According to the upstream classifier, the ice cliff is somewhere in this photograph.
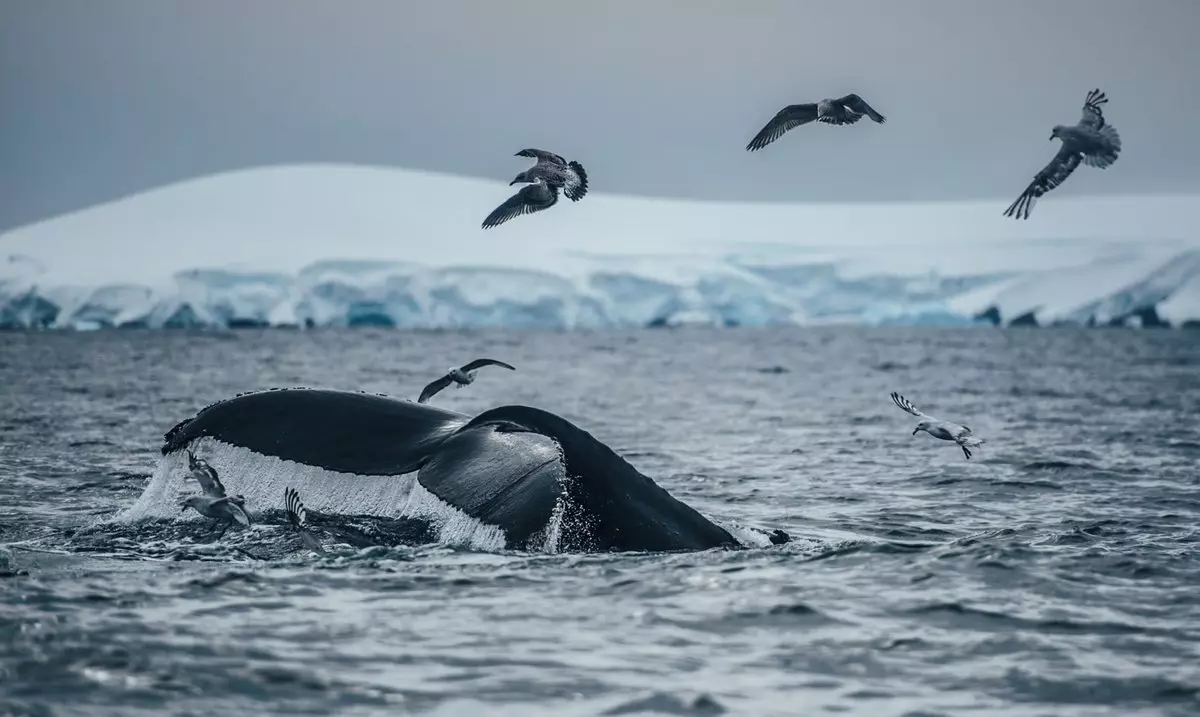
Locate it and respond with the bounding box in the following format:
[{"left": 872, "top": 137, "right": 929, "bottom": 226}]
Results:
[{"left": 2, "top": 165, "right": 1198, "bottom": 330}]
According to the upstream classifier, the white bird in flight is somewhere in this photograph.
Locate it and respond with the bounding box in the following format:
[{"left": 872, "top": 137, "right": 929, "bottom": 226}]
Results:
[
  {"left": 417, "top": 358, "right": 516, "bottom": 403},
  {"left": 890, "top": 392, "right": 984, "bottom": 460}
]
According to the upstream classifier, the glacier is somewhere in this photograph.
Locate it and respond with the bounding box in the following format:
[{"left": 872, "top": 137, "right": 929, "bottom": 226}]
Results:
[{"left": 2, "top": 164, "right": 1199, "bottom": 330}]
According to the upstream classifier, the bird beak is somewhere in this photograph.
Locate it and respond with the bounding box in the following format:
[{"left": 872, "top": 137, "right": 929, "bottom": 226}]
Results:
[
  {"left": 912, "top": 427, "right": 920, "bottom": 435},
  {"left": 509, "top": 179, "right": 518, "bottom": 186}
]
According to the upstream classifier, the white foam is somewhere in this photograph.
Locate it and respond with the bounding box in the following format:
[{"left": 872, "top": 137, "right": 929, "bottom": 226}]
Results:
[
  {"left": 718, "top": 521, "right": 777, "bottom": 549},
  {"left": 539, "top": 495, "right": 569, "bottom": 554}
]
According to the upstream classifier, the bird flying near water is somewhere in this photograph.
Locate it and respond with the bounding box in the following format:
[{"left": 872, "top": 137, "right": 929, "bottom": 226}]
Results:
[
  {"left": 1003, "top": 89, "right": 1121, "bottom": 220},
  {"left": 890, "top": 392, "right": 984, "bottom": 460},
  {"left": 745, "top": 93, "right": 886, "bottom": 151},
  {"left": 482, "top": 148, "right": 588, "bottom": 229},
  {"left": 418, "top": 358, "right": 516, "bottom": 403}
]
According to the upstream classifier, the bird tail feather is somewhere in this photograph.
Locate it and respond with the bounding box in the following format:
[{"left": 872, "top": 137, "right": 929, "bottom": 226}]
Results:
[
  {"left": 1100, "top": 124, "right": 1120, "bottom": 148},
  {"left": 1085, "top": 125, "right": 1121, "bottom": 168},
  {"left": 566, "top": 161, "right": 588, "bottom": 201}
]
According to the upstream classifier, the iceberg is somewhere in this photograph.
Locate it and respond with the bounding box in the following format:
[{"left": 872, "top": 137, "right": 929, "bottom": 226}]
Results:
[{"left": 2, "top": 164, "right": 1198, "bottom": 330}]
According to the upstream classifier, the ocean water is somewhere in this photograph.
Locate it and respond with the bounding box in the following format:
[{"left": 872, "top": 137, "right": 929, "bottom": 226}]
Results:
[{"left": 1, "top": 327, "right": 1198, "bottom": 717}]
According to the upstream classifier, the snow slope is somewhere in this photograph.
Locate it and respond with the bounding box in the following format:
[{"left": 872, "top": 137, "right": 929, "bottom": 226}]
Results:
[{"left": 2, "top": 164, "right": 1198, "bottom": 329}]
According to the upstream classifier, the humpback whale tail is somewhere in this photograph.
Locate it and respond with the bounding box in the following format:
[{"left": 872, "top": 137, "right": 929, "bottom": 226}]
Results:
[
  {"left": 438, "top": 405, "right": 741, "bottom": 552},
  {"left": 120, "top": 388, "right": 783, "bottom": 553}
]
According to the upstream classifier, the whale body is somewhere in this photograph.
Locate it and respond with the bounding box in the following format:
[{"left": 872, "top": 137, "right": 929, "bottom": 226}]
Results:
[{"left": 160, "top": 388, "right": 750, "bottom": 552}]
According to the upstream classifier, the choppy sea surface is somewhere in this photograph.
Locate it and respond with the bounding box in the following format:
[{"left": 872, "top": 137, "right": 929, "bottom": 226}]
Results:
[{"left": 1, "top": 327, "right": 1198, "bottom": 717}]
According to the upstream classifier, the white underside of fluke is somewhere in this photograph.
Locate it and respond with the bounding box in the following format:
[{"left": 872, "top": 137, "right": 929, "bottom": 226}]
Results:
[{"left": 111, "top": 437, "right": 508, "bottom": 551}]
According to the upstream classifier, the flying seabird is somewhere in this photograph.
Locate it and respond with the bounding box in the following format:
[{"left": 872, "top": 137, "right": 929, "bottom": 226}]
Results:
[
  {"left": 284, "top": 487, "right": 325, "bottom": 554},
  {"left": 1003, "top": 89, "right": 1121, "bottom": 220},
  {"left": 481, "top": 178, "right": 561, "bottom": 229},
  {"left": 890, "top": 391, "right": 984, "bottom": 460},
  {"left": 180, "top": 450, "right": 251, "bottom": 537},
  {"left": 745, "top": 93, "right": 886, "bottom": 151},
  {"left": 510, "top": 148, "right": 589, "bottom": 202},
  {"left": 418, "top": 358, "right": 516, "bottom": 403}
]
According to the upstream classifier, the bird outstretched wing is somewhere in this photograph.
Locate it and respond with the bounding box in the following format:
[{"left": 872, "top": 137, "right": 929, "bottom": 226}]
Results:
[
  {"left": 187, "top": 450, "right": 227, "bottom": 497},
  {"left": 745, "top": 103, "right": 819, "bottom": 151},
  {"left": 460, "top": 358, "right": 516, "bottom": 373},
  {"left": 284, "top": 487, "right": 325, "bottom": 553},
  {"left": 481, "top": 183, "right": 559, "bottom": 229},
  {"left": 562, "top": 161, "right": 589, "bottom": 202},
  {"left": 1003, "top": 146, "right": 1082, "bottom": 220},
  {"left": 1078, "top": 88, "right": 1108, "bottom": 130},
  {"left": 891, "top": 391, "right": 934, "bottom": 420},
  {"left": 284, "top": 486, "right": 307, "bottom": 529},
  {"left": 836, "top": 93, "right": 886, "bottom": 123},
  {"left": 418, "top": 374, "right": 454, "bottom": 403},
  {"left": 516, "top": 148, "right": 567, "bottom": 166}
]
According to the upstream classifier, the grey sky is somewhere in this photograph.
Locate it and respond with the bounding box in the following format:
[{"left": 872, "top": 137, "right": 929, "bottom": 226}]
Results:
[{"left": 2, "top": 0, "right": 1198, "bottom": 234}]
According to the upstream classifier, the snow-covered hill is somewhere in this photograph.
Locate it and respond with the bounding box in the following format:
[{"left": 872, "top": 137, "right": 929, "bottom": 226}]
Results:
[{"left": 2, "top": 164, "right": 1198, "bottom": 329}]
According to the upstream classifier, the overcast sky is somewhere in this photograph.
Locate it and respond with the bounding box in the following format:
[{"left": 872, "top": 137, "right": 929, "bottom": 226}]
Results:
[{"left": 2, "top": 0, "right": 1198, "bottom": 233}]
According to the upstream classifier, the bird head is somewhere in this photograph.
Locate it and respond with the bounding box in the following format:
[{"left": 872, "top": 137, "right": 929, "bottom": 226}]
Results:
[
  {"left": 1049, "top": 125, "right": 1065, "bottom": 141},
  {"left": 913, "top": 421, "right": 931, "bottom": 435},
  {"left": 180, "top": 496, "right": 200, "bottom": 512},
  {"left": 509, "top": 171, "right": 530, "bottom": 186}
]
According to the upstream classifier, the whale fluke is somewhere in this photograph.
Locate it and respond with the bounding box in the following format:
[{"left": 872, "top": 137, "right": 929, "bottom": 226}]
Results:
[{"left": 160, "top": 388, "right": 743, "bottom": 552}]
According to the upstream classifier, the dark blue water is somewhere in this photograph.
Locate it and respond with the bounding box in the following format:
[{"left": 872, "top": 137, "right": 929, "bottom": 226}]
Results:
[{"left": 2, "top": 327, "right": 1198, "bottom": 717}]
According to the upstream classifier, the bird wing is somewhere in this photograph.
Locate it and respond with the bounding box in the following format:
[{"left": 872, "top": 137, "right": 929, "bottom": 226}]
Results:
[
  {"left": 284, "top": 487, "right": 325, "bottom": 552},
  {"left": 213, "top": 497, "right": 251, "bottom": 526},
  {"left": 1078, "top": 88, "right": 1108, "bottom": 130},
  {"left": 527, "top": 161, "right": 588, "bottom": 202},
  {"left": 515, "top": 148, "right": 567, "bottom": 166},
  {"left": 891, "top": 392, "right": 935, "bottom": 420},
  {"left": 745, "top": 104, "right": 819, "bottom": 151},
  {"left": 460, "top": 358, "right": 516, "bottom": 373},
  {"left": 562, "top": 160, "right": 589, "bottom": 202},
  {"left": 481, "top": 182, "right": 559, "bottom": 229},
  {"left": 836, "top": 93, "right": 886, "bottom": 123},
  {"left": 188, "top": 457, "right": 227, "bottom": 497},
  {"left": 284, "top": 486, "right": 307, "bottom": 529},
  {"left": 1003, "top": 146, "right": 1082, "bottom": 220},
  {"left": 418, "top": 374, "right": 455, "bottom": 403}
]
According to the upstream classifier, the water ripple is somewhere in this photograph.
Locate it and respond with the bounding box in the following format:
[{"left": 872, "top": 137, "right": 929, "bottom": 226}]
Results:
[{"left": 1, "top": 327, "right": 1199, "bottom": 716}]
